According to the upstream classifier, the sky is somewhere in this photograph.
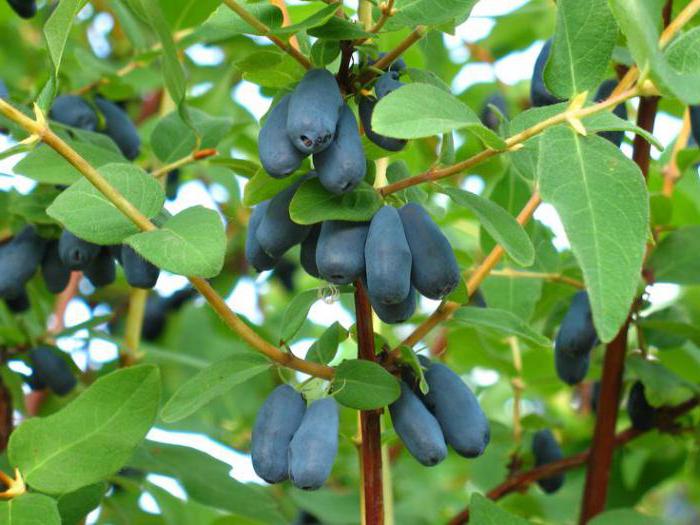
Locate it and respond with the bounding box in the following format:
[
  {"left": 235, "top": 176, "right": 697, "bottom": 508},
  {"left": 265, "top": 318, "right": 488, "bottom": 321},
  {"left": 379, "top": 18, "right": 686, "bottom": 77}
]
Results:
[{"left": 0, "top": 0, "right": 691, "bottom": 517}]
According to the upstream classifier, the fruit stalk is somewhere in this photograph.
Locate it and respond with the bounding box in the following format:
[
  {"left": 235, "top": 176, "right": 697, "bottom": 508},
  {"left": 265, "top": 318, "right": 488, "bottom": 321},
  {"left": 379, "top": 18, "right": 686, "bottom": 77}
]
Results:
[
  {"left": 123, "top": 288, "right": 148, "bottom": 366},
  {"left": 354, "top": 280, "right": 384, "bottom": 525}
]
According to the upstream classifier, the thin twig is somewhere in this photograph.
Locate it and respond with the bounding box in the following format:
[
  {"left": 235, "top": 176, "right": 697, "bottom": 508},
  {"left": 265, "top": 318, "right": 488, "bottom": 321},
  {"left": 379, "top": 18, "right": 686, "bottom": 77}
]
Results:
[
  {"left": 122, "top": 288, "right": 148, "bottom": 366},
  {"left": 222, "top": 0, "right": 312, "bottom": 69},
  {"left": 662, "top": 108, "right": 692, "bottom": 197},
  {"left": 151, "top": 148, "right": 218, "bottom": 179},
  {"left": 0, "top": 99, "right": 333, "bottom": 380},
  {"left": 485, "top": 268, "right": 584, "bottom": 289}
]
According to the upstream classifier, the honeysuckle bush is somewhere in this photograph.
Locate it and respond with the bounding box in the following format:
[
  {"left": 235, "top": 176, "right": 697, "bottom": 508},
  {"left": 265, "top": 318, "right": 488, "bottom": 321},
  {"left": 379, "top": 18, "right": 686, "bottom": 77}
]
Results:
[{"left": 0, "top": 0, "right": 698, "bottom": 524}]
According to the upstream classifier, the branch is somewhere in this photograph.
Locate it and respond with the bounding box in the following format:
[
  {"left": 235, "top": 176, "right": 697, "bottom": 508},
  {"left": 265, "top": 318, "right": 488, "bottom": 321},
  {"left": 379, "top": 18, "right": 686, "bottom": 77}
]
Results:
[
  {"left": 222, "top": 0, "right": 312, "bottom": 70},
  {"left": 151, "top": 148, "right": 218, "bottom": 179},
  {"left": 448, "top": 397, "right": 700, "bottom": 525},
  {"left": 354, "top": 281, "right": 385, "bottom": 525},
  {"left": 0, "top": 99, "right": 334, "bottom": 381},
  {"left": 662, "top": 108, "right": 691, "bottom": 197},
  {"left": 358, "top": 26, "right": 428, "bottom": 83}
]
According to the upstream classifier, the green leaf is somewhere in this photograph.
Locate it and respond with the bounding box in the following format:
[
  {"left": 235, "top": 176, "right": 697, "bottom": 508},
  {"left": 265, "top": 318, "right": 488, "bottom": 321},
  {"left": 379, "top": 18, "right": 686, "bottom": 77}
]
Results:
[
  {"left": 537, "top": 126, "right": 648, "bottom": 343},
  {"left": 331, "top": 360, "right": 400, "bottom": 409},
  {"left": 665, "top": 27, "right": 700, "bottom": 75},
  {"left": 243, "top": 170, "right": 305, "bottom": 206},
  {"left": 290, "top": 180, "right": 382, "bottom": 224},
  {"left": 14, "top": 142, "right": 125, "bottom": 185},
  {"left": 161, "top": 353, "right": 271, "bottom": 423},
  {"left": 307, "top": 18, "right": 371, "bottom": 40},
  {"left": 280, "top": 289, "right": 320, "bottom": 344},
  {"left": 43, "top": 0, "right": 86, "bottom": 93},
  {"left": 469, "top": 493, "right": 529, "bottom": 525},
  {"left": 132, "top": 0, "right": 187, "bottom": 107},
  {"left": 450, "top": 306, "right": 551, "bottom": 346},
  {"left": 125, "top": 206, "right": 226, "bottom": 278},
  {"left": 0, "top": 493, "right": 61, "bottom": 525},
  {"left": 46, "top": 163, "right": 165, "bottom": 245},
  {"left": 648, "top": 225, "right": 700, "bottom": 284},
  {"left": 198, "top": 3, "right": 283, "bottom": 41},
  {"left": 8, "top": 365, "right": 160, "bottom": 495},
  {"left": 386, "top": 0, "right": 477, "bottom": 29},
  {"left": 441, "top": 187, "right": 534, "bottom": 266},
  {"left": 372, "top": 83, "right": 505, "bottom": 148},
  {"left": 270, "top": 4, "right": 339, "bottom": 36},
  {"left": 151, "top": 108, "right": 233, "bottom": 163},
  {"left": 57, "top": 482, "right": 106, "bottom": 525},
  {"left": 544, "top": 0, "right": 618, "bottom": 99},
  {"left": 307, "top": 322, "right": 348, "bottom": 364},
  {"left": 131, "top": 441, "right": 285, "bottom": 524},
  {"left": 588, "top": 509, "right": 664, "bottom": 525},
  {"left": 311, "top": 40, "right": 341, "bottom": 67},
  {"left": 626, "top": 357, "right": 699, "bottom": 407},
  {"left": 609, "top": 0, "right": 700, "bottom": 104}
]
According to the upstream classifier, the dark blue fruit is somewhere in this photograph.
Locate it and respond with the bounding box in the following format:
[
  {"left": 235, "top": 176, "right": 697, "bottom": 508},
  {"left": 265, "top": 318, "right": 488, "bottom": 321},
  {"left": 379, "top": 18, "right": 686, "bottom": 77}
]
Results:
[
  {"left": 41, "top": 239, "right": 71, "bottom": 294},
  {"left": 375, "top": 71, "right": 403, "bottom": 99},
  {"left": 139, "top": 289, "right": 194, "bottom": 342},
  {"left": 690, "top": 105, "right": 700, "bottom": 147},
  {"left": 358, "top": 96, "right": 406, "bottom": 152},
  {"left": 365, "top": 206, "right": 411, "bottom": 304},
  {"left": 389, "top": 381, "right": 447, "bottom": 466},
  {"left": 5, "top": 287, "right": 29, "bottom": 313},
  {"left": 300, "top": 224, "right": 321, "bottom": 278},
  {"left": 288, "top": 397, "right": 339, "bottom": 490},
  {"left": 595, "top": 79, "right": 627, "bottom": 147},
  {"left": 29, "top": 346, "right": 77, "bottom": 396},
  {"left": 58, "top": 230, "right": 100, "bottom": 271},
  {"left": 313, "top": 104, "right": 367, "bottom": 195},
  {"left": 554, "top": 345, "right": 590, "bottom": 385},
  {"left": 251, "top": 384, "right": 306, "bottom": 484},
  {"left": 532, "top": 429, "right": 565, "bottom": 494},
  {"left": 287, "top": 69, "right": 343, "bottom": 154},
  {"left": 627, "top": 381, "right": 656, "bottom": 431},
  {"left": 256, "top": 179, "right": 312, "bottom": 259},
  {"left": 259, "top": 94, "right": 307, "bottom": 178},
  {"left": 0, "top": 79, "right": 8, "bottom": 100},
  {"left": 469, "top": 289, "right": 487, "bottom": 308},
  {"left": 555, "top": 291, "right": 597, "bottom": 357},
  {"left": 84, "top": 247, "right": 116, "bottom": 288},
  {"left": 50, "top": 96, "right": 98, "bottom": 131},
  {"left": 0, "top": 226, "right": 46, "bottom": 299},
  {"left": 370, "top": 286, "right": 416, "bottom": 324},
  {"left": 422, "top": 362, "right": 490, "bottom": 458},
  {"left": 398, "top": 203, "right": 460, "bottom": 300},
  {"left": 121, "top": 245, "right": 159, "bottom": 289},
  {"left": 530, "top": 40, "right": 563, "bottom": 108},
  {"left": 273, "top": 259, "right": 296, "bottom": 292},
  {"left": 6, "top": 0, "right": 36, "bottom": 18},
  {"left": 246, "top": 201, "right": 278, "bottom": 272},
  {"left": 315, "top": 220, "right": 369, "bottom": 284},
  {"left": 480, "top": 93, "right": 508, "bottom": 131},
  {"left": 95, "top": 98, "right": 141, "bottom": 160},
  {"left": 166, "top": 170, "right": 180, "bottom": 200}
]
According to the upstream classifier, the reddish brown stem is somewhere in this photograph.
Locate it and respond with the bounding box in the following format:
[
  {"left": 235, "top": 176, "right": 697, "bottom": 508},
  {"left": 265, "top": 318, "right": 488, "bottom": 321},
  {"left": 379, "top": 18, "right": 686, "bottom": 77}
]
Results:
[
  {"left": 354, "top": 281, "right": 384, "bottom": 525},
  {"left": 578, "top": 320, "right": 630, "bottom": 523},
  {"left": 448, "top": 397, "right": 699, "bottom": 525},
  {"left": 0, "top": 376, "right": 12, "bottom": 452}
]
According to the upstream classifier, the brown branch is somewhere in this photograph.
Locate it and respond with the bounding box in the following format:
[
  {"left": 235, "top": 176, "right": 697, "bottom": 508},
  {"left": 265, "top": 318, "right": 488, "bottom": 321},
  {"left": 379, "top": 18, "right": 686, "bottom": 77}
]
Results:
[
  {"left": 662, "top": 108, "right": 692, "bottom": 197},
  {"left": 448, "top": 397, "right": 699, "bottom": 525},
  {"left": 0, "top": 375, "right": 12, "bottom": 452},
  {"left": 355, "top": 281, "right": 384, "bottom": 525},
  {"left": 358, "top": 27, "right": 427, "bottom": 84}
]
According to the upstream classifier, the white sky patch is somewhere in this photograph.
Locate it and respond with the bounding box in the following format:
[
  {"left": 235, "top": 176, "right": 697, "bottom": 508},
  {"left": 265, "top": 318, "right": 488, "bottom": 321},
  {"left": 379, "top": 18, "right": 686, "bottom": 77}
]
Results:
[
  {"left": 452, "top": 63, "right": 496, "bottom": 93},
  {"left": 470, "top": 367, "right": 499, "bottom": 387},
  {"left": 226, "top": 277, "right": 263, "bottom": 324},
  {"left": 495, "top": 41, "right": 544, "bottom": 85},
  {"left": 534, "top": 204, "right": 569, "bottom": 250},
  {"left": 154, "top": 273, "right": 190, "bottom": 297},
  {"left": 644, "top": 283, "right": 681, "bottom": 311},
  {"left": 233, "top": 81, "right": 271, "bottom": 121},
  {"left": 185, "top": 44, "right": 225, "bottom": 67},
  {"left": 308, "top": 294, "right": 355, "bottom": 327},
  {"left": 146, "top": 474, "right": 188, "bottom": 500},
  {"left": 147, "top": 427, "right": 264, "bottom": 484},
  {"left": 461, "top": 175, "right": 486, "bottom": 195}
]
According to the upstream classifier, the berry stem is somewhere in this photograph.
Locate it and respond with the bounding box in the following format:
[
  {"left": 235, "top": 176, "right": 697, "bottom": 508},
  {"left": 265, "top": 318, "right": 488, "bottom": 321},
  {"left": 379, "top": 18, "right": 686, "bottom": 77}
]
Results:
[
  {"left": 354, "top": 280, "right": 385, "bottom": 525},
  {"left": 122, "top": 288, "right": 148, "bottom": 366}
]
